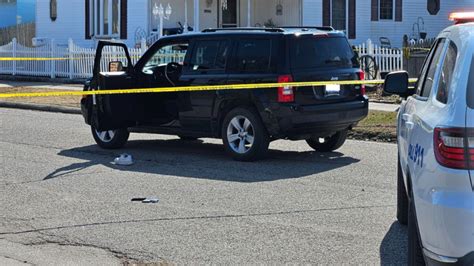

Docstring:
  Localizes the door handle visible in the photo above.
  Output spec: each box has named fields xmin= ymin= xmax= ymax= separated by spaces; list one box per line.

xmin=402 ymin=114 xmax=412 ymax=122
xmin=402 ymin=114 xmax=414 ymax=129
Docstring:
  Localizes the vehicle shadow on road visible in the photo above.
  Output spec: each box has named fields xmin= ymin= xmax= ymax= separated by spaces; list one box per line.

xmin=45 ymin=138 xmax=360 ymax=182
xmin=379 ymin=221 xmax=408 ymax=265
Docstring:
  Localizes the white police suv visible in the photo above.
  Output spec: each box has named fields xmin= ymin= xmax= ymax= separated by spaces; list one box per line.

xmin=383 ymin=13 xmax=474 ymax=266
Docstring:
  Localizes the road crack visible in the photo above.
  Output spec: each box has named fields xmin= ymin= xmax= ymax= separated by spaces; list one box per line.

xmin=0 ymin=204 xmax=394 ymax=236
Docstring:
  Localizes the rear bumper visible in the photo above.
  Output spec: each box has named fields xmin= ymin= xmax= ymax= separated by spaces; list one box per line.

xmin=424 ymin=249 xmax=474 ymax=266
xmin=261 ymin=98 xmax=369 ymax=139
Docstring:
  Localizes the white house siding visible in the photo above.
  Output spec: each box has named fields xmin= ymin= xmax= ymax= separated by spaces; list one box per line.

xmin=303 ymin=0 xmax=322 ymax=26
xmin=367 ymin=0 xmax=473 ymax=48
xmin=126 ymin=0 xmax=148 ymax=47
xmin=36 ymin=0 xmax=148 ymax=48
xmin=36 ymin=0 xmax=85 ymax=46
xmin=302 ymin=0 xmax=473 ymax=47
xmin=252 ymin=0 xmax=302 ymax=27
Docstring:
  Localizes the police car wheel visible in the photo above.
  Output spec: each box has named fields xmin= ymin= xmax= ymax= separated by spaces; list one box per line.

xmin=222 ymin=107 xmax=270 ymax=162
xmin=397 ymin=157 xmax=409 ymax=225
xmin=306 ymin=130 xmax=348 ymax=152
xmin=91 ymin=127 xmax=129 ymax=149
xmin=408 ymin=197 xmax=425 ymax=265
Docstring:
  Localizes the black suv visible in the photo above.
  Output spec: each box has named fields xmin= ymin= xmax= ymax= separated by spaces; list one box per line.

xmin=81 ymin=27 xmax=368 ymax=161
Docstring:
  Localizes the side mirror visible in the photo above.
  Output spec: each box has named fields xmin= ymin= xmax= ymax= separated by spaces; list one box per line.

xmin=108 ymin=61 xmax=124 ymax=72
xmin=384 ymin=71 xmax=412 ymax=97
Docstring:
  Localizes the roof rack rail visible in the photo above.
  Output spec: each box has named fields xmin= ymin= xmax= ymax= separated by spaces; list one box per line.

xmin=202 ymin=27 xmax=285 ymax=33
xmin=280 ymin=26 xmax=335 ymax=31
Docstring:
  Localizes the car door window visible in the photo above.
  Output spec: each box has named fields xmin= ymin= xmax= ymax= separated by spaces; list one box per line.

xmin=143 ymin=43 xmax=189 ymax=69
xmin=234 ymin=39 xmax=273 ymax=72
xmin=436 ymin=41 xmax=458 ymax=104
xmin=188 ymin=40 xmax=229 ymax=72
xmin=416 ymin=39 xmax=446 ymax=98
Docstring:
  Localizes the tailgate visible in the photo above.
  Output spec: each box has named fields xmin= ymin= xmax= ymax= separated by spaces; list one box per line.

xmin=292 ymin=68 xmax=362 ymax=105
xmin=289 ymin=35 xmax=362 ymax=105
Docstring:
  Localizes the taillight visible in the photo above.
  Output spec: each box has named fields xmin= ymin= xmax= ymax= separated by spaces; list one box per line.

xmin=278 ymin=75 xmax=294 ymax=103
xmin=357 ymin=70 xmax=366 ymax=96
xmin=434 ymin=127 xmax=474 ymax=169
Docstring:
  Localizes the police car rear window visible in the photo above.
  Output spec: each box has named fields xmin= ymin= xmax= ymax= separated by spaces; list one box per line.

xmin=290 ymin=36 xmax=356 ymax=69
xmin=468 ymin=55 xmax=474 ymax=109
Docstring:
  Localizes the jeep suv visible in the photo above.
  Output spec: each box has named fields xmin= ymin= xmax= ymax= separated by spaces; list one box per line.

xmin=81 ymin=27 xmax=369 ymax=161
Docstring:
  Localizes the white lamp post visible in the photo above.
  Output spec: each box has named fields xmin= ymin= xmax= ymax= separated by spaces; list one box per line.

xmin=154 ymin=3 xmax=172 ymax=38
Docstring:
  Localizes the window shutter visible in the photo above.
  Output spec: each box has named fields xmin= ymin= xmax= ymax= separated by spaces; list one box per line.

xmin=120 ymin=0 xmax=128 ymax=39
xmin=371 ymin=0 xmax=378 ymax=21
xmin=348 ymin=0 xmax=356 ymax=39
xmin=395 ymin=0 xmax=402 ymax=21
xmin=85 ymin=0 xmax=91 ymax=39
xmin=322 ymin=0 xmax=330 ymax=26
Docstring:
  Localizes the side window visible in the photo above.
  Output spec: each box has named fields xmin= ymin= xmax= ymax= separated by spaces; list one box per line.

xmin=188 ymin=40 xmax=229 ymax=71
xmin=235 ymin=39 xmax=272 ymax=72
xmin=143 ymin=43 xmax=189 ymax=69
xmin=416 ymin=39 xmax=446 ymax=98
xmin=436 ymin=42 xmax=457 ymax=104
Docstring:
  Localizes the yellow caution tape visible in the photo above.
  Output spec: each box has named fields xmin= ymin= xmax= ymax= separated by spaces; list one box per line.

xmin=0 ymin=78 xmax=418 ymax=98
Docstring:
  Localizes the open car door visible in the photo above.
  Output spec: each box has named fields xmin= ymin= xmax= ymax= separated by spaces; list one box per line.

xmin=90 ymin=41 xmax=140 ymax=131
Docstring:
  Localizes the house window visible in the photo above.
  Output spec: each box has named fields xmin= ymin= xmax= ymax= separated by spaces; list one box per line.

xmin=379 ymin=0 xmax=393 ymax=20
xmin=331 ymin=0 xmax=346 ymax=31
xmin=90 ymin=0 xmax=121 ymax=37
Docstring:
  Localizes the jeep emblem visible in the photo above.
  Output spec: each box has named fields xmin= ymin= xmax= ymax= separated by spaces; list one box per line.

xmin=331 ymin=77 xmax=339 ymax=81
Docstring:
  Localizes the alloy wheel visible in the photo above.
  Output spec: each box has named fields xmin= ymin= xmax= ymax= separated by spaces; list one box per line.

xmin=226 ymin=115 xmax=255 ymax=154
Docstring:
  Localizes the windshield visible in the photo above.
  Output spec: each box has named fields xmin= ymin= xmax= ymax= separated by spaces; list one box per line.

xmin=290 ymin=36 xmax=357 ymax=69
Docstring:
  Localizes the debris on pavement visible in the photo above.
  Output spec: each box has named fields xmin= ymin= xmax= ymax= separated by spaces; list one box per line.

xmin=113 ymin=153 xmax=134 ymax=166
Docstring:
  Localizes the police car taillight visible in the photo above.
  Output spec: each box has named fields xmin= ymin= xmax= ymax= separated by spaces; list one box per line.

xmin=434 ymin=127 xmax=474 ymax=169
xmin=278 ymin=75 xmax=294 ymax=103
xmin=449 ymin=12 xmax=474 ymax=24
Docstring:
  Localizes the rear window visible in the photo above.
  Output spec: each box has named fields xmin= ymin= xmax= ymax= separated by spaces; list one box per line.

xmin=468 ymin=56 xmax=474 ymax=109
xmin=290 ymin=37 xmax=356 ymax=69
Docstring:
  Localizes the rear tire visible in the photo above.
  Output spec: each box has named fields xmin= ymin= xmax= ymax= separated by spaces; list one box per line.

xmin=222 ymin=107 xmax=269 ymax=161
xmin=91 ymin=127 xmax=129 ymax=149
xmin=408 ymin=197 xmax=425 ymax=266
xmin=397 ymin=157 xmax=409 ymax=225
xmin=306 ymin=130 xmax=348 ymax=152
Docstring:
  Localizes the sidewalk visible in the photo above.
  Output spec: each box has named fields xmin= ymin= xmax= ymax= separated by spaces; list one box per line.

xmin=0 ymin=80 xmax=82 ymax=91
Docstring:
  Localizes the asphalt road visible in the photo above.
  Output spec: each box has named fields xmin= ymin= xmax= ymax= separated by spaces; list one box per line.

xmin=0 ymin=108 xmax=407 ymax=265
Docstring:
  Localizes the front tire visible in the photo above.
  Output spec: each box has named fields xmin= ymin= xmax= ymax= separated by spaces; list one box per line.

xmin=222 ymin=107 xmax=269 ymax=161
xmin=91 ymin=127 xmax=129 ymax=149
xmin=306 ymin=130 xmax=348 ymax=152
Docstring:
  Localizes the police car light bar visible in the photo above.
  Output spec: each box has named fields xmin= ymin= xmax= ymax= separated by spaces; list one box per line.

xmin=449 ymin=12 xmax=474 ymax=24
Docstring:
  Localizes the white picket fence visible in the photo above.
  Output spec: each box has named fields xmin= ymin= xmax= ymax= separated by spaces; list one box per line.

xmin=0 ymin=38 xmax=185 ymax=79
xmin=0 ymin=38 xmax=404 ymax=80
xmin=354 ymin=39 xmax=404 ymax=74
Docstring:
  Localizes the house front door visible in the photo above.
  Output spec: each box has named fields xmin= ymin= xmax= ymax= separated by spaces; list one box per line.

xmin=219 ymin=0 xmax=239 ymax=28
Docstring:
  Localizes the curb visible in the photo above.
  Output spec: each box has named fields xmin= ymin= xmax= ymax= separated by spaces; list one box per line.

xmin=0 ymin=101 xmax=81 ymax=115
xmin=0 ymin=75 xmax=86 ymax=84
